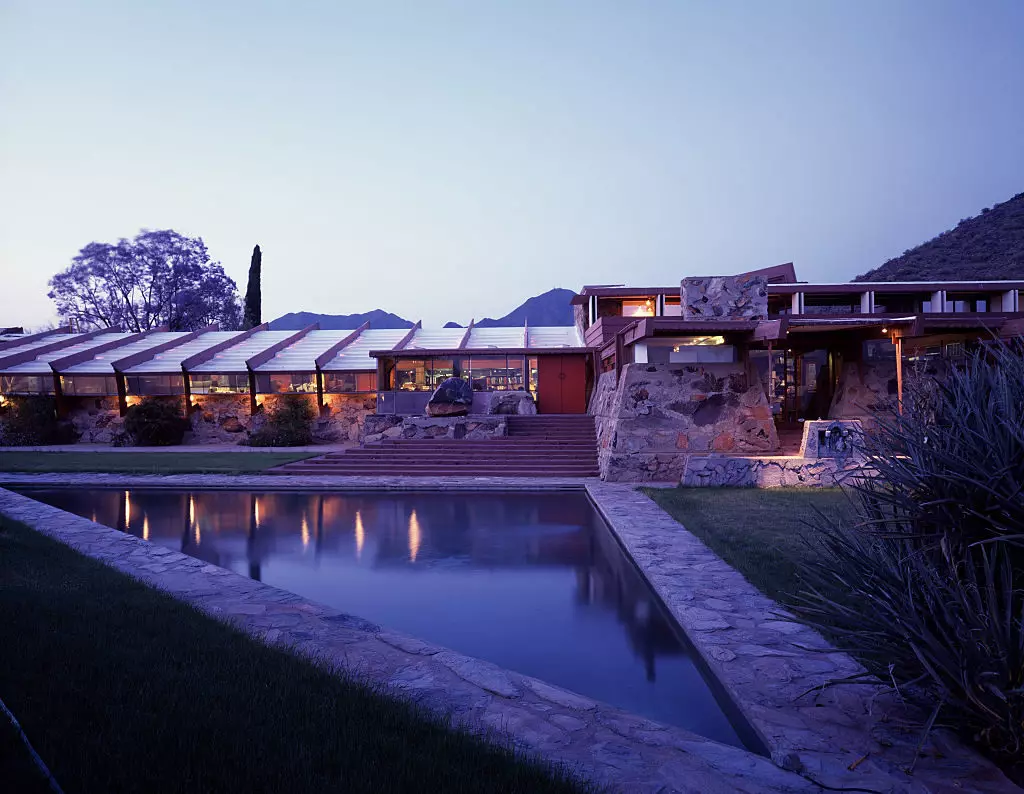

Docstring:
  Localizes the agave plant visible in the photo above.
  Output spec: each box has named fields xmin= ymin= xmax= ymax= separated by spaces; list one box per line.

xmin=794 ymin=339 xmax=1024 ymax=769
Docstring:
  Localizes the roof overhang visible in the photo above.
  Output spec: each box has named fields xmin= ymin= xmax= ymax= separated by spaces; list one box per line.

xmin=622 ymin=318 xmax=758 ymax=346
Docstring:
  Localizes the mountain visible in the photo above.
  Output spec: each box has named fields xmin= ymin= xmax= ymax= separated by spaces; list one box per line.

xmin=857 ymin=191 xmax=1024 ymax=282
xmin=270 ymin=309 xmax=413 ymax=331
xmin=470 ymin=288 xmax=576 ymax=327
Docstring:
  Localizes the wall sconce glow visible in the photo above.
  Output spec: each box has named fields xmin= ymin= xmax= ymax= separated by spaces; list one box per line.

xmin=408 ymin=509 xmax=421 ymax=563
xmin=881 ymin=327 xmax=888 ymax=334
xmin=354 ymin=511 xmax=365 ymax=559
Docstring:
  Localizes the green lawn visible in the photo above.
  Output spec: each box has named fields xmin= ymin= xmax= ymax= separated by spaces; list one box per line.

xmin=641 ymin=487 xmax=856 ymax=607
xmin=0 ymin=450 xmax=315 ymax=474
xmin=0 ymin=518 xmax=589 ymax=794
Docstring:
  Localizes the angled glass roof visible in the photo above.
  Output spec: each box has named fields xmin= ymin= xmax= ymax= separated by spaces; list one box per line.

xmin=526 ymin=326 xmax=584 ymax=349
xmin=122 ymin=331 xmax=243 ymax=374
xmin=0 ymin=333 xmax=78 ymax=358
xmin=62 ymin=332 xmax=188 ymax=374
xmin=320 ymin=328 xmax=409 ymax=371
xmin=403 ymin=327 xmax=465 ymax=350
xmin=253 ymin=330 xmax=352 ymax=373
xmin=188 ymin=330 xmax=294 ymax=373
xmin=2 ymin=333 xmax=135 ymax=374
xmin=466 ymin=326 xmax=526 ymax=349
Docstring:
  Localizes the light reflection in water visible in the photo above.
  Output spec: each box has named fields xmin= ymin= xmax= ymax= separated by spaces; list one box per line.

xmin=300 ymin=513 xmax=310 ymax=549
xmin=408 ymin=509 xmax=421 ymax=562
xmin=124 ymin=491 xmax=131 ymax=530
xmin=354 ymin=510 xmax=364 ymax=559
xmin=142 ymin=513 xmax=150 ymax=541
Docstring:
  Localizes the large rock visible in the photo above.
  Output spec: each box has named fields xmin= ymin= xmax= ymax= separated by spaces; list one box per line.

xmin=425 ymin=377 xmax=473 ymax=417
xmin=487 ymin=390 xmax=537 ymax=415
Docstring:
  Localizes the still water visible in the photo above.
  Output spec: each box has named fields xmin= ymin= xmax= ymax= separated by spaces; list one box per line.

xmin=20 ymin=487 xmax=751 ymax=748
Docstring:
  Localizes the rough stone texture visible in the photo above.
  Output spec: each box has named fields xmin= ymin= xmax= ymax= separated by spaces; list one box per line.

xmin=486 ymin=390 xmax=537 ymax=415
xmin=591 ymin=363 xmax=779 ymax=481
xmin=0 ymin=484 xmax=821 ymax=794
xmin=425 ymin=377 xmax=473 ymax=417
xmin=188 ymin=394 xmax=257 ymax=444
xmin=679 ymin=455 xmax=865 ymax=487
xmin=585 ymin=482 xmax=1016 ymax=793
xmin=572 ymin=302 xmax=587 ymax=339
xmin=829 ymin=360 xmax=898 ymax=421
xmin=66 ymin=396 xmax=127 ymax=444
xmin=681 ymin=275 xmax=768 ymax=321
xmin=362 ymin=414 xmax=507 ymax=443
xmin=313 ymin=394 xmax=374 ymax=444
xmin=797 ymin=419 xmax=864 ymax=458
xmin=0 ymin=476 xmax=1014 ymax=793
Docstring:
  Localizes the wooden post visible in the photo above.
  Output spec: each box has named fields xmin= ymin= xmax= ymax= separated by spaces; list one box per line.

xmin=895 ymin=335 xmax=904 ymax=415
xmin=116 ymin=372 xmax=129 ymax=416
xmin=248 ymin=369 xmax=258 ymax=416
xmin=182 ymin=368 xmax=193 ymax=418
xmin=315 ymin=369 xmax=325 ymax=413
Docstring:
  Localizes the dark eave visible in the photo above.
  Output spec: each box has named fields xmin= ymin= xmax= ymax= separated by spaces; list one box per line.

xmin=368 ymin=346 xmax=591 ymax=358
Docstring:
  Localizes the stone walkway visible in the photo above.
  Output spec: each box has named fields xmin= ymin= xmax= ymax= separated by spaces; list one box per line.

xmin=0 ymin=475 xmax=1017 ymax=793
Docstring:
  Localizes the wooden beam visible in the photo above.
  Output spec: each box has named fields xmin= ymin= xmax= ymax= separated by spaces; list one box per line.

xmin=180 ymin=323 xmax=267 ymax=371
xmin=112 ymin=324 xmax=218 ymax=373
xmin=895 ymin=336 xmax=904 ymax=415
xmin=0 ymin=327 xmax=110 ymax=370
xmin=457 ymin=319 xmax=475 ymax=350
xmin=49 ymin=327 xmax=166 ymax=373
xmin=392 ymin=321 xmax=422 ymax=352
xmin=246 ymin=323 xmax=319 ymax=371
xmin=314 ymin=321 xmax=370 ymax=370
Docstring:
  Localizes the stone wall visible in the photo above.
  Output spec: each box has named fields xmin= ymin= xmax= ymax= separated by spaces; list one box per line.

xmin=681 ymin=275 xmax=768 ymax=321
xmin=318 ymin=394 xmax=376 ymax=443
xmin=828 ymin=360 xmax=897 ymax=421
xmin=188 ymin=394 xmax=255 ymax=443
xmin=362 ymin=414 xmax=507 ymax=443
xmin=681 ymin=455 xmax=866 ymax=487
xmin=67 ymin=396 xmax=126 ymax=444
xmin=591 ymin=362 xmax=778 ymax=481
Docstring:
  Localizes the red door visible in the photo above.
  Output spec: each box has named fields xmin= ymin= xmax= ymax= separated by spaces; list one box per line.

xmin=536 ymin=355 xmax=587 ymax=414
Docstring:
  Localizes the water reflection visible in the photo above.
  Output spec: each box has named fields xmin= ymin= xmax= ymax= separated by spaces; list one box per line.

xmin=20 ymin=487 xmax=748 ymax=748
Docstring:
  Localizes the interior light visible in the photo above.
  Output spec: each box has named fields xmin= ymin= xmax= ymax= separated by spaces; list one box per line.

xmin=881 ymin=327 xmax=888 ymax=334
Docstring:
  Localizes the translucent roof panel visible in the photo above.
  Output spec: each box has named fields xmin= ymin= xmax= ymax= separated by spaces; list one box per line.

xmin=466 ymin=326 xmax=526 ymax=349
xmin=403 ymin=327 xmax=465 ymax=350
xmin=2 ymin=333 xmax=136 ymax=374
xmin=123 ymin=331 xmax=243 ymax=374
xmin=254 ymin=330 xmax=353 ymax=373
xmin=61 ymin=332 xmax=189 ymax=374
xmin=527 ymin=326 xmax=584 ymax=349
xmin=188 ymin=330 xmax=295 ymax=373
xmin=320 ymin=328 xmax=409 ymax=371
xmin=0 ymin=333 xmax=78 ymax=358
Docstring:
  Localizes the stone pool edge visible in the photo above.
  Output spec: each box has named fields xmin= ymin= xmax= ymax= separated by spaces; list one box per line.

xmin=0 ymin=484 xmax=821 ymax=794
xmin=584 ymin=482 xmax=1016 ymax=793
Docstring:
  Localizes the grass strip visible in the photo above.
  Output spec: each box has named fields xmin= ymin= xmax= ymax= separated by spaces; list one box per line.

xmin=0 ymin=451 xmax=315 ymax=474
xmin=0 ymin=516 xmax=588 ymax=794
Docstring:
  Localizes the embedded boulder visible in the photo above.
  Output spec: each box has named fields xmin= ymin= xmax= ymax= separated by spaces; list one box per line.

xmin=425 ymin=377 xmax=473 ymax=417
xmin=487 ymin=390 xmax=537 ymax=415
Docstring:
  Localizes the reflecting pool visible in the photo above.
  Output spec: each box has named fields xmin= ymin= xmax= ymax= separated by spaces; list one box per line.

xmin=19 ymin=487 xmax=754 ymax=748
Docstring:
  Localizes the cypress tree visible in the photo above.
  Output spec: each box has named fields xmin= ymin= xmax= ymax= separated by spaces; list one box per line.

xmin=242 ymin=244 xmax=262 ymax=329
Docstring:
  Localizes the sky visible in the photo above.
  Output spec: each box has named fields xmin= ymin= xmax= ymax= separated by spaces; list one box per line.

xmin=2 ymin=1 xmax=1023 ymax=329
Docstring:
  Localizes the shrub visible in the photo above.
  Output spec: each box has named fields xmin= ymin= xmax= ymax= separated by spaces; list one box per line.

xmin=247 ymin=398 xmax=314 ymax=447
xmin=0 ymin=396 xmax=78 ymax=445
xmin=794 ymin=340 xmax=1024 ymax=770
xmin=124 ymin=400 xmax=188 ymax=446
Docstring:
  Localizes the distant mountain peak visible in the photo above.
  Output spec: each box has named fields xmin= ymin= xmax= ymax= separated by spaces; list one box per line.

xmin=857 ymin=191 xmax=1024 ymax=282
xmin=269 ymin=308 xmax=413 ymax=331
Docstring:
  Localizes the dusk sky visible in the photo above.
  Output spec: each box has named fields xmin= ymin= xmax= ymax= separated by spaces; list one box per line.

xmin=2 ymin=1 xmax=1023 ymax=329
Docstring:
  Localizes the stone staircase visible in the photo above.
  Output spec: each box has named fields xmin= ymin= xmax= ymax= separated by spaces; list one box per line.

xmin=269 ymin=415 xmax=599 ymax=477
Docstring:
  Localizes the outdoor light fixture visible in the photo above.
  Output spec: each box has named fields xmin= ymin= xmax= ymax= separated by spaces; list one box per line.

xmin=881 ymin=327 xmax=888 ymax=334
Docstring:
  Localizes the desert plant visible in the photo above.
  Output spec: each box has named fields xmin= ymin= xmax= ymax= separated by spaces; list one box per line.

xmin=124 ymin=399 xmax=188 ymax=446
xmin=0 ymin=396 xmax=78 ymax=445
xmin=246 ymin=398 xmax=314 ymax=447
xmin=794 ymin=340 xmax=1024 ymax=770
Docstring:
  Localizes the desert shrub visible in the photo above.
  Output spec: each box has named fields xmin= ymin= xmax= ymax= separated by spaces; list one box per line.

xmin=247 ymin=398 xmax=314 ymax=447
xmin=795 ymin=340 xmax=1024 ymax=769
xmin=124 ymin=400 xmax=188 ymax=446
xmin=0 ymin=396 xmax=78 ymax=445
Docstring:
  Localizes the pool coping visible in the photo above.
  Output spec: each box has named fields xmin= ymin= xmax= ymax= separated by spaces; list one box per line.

xmin=0 ymin=482 xmax=822 ymax=794
xmin=0 ymin=474 xmax=1017 ymax=792
xmin=585 ymin=482 xmax=1016 ymax=793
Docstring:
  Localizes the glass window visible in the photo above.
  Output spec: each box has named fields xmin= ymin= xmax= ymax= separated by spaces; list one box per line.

xmin=469 ymin=356 xmax=509 ymax=391
xmin=323 ymin=372 xmax=377 ymax=393
xmin=261 ymin=372 xmax=317 ymax=394
xmin=60 ymin=375 xmax=118 ymax=396
xmin=623 ymin=299 xmax=655 ymax=317
xmin=126 ymin=375 xmax=185 ymax=395
xmin=429 ymin=359 xmax=455 ymax=388
xmin=188 ymin=373 xmax=249 ymax=394
xmin=0 ymin=374 xmax=53 ymax=394
xmin=528 ymin=357 xmax=538 ymax=392
xmin=863 ymin=340 xmax=897 ymax=361
xmin=506 ymin=356 xmax=525 ymax=391
xmin=395 ymin=359 xmax=429 ymax=391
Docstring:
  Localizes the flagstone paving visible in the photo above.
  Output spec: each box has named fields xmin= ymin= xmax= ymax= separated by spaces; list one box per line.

xmin=0 ymin=474 xmax=1017 ymax=793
